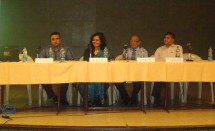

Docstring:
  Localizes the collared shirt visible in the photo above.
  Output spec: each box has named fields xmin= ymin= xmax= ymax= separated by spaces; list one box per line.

xmin=39 ymin=45 xmax=75 ymax=60
xmin=154 ymin=44 xmax=183 ymax=61
xmin=123 ymin=47 xmax=148 ymax=60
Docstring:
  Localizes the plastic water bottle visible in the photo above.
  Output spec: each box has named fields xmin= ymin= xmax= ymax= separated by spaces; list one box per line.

xmin=139 ymin=47 xmax=144 ymax=58
xmin=175 ymin=46 xmax=180 ymax=58
xmin=48 ymin=47 xmax=53 ymax=58
xmin=22 ymin=47 xmax=28 ymax=62
xmin=103 ymin=47 xmax=108 ymax=58
xmin=60 ymin=48 xmax=65 ymax=62
xmin=208 ymin=47 xmax=213 ymax=61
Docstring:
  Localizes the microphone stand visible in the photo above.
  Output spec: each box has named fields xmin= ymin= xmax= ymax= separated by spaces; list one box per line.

xmin=123 ymin=44 xmax=128 ymax=61
xmin=125 ymin=49 xmax=128 ymax=60
xmin=187 ymin=53 xmax=193 ymax=61
xmin=186 ymin=43 xmax=193 ymax=62
xmin=36 ymin=46 xmax=41 ymax=58
xmin=88 ymin=44 xmax=92 ymax=61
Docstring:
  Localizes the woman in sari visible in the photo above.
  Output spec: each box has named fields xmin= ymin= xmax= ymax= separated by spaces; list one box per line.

xmin=77 ymin=32 xmax=113 ymax=106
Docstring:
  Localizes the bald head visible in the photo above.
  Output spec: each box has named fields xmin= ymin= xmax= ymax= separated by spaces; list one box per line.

xmin=130 ymin=35 xmax=141 ymax=49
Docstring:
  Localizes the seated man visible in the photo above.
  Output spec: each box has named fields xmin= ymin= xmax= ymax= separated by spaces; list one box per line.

xmin=152 ymin=32 xmax=183 ymax=107
xmin=39 ymin=32 xmax=75 ymax=105
xmin=115 ymin=35 xmax=148 ymax=105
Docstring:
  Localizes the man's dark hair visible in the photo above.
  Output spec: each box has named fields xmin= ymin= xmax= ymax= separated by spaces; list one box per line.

xmin=164 ymin=32 xmax=175 ymax=39
xmin=50 ymin=32 xmax=61 ymax=38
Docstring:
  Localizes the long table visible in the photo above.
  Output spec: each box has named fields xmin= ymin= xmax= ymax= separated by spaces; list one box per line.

xmin=0 ymin=60 xmax=215 ymax=113
xmin=1 ymin=60 xmax=215 ymax=85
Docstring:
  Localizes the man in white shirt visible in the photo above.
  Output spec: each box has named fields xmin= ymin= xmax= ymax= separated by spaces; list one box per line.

xmin=152 ymin=32 xmax=183 ymax=107
xmin=115 ymin=35 xmax=148 ymax=106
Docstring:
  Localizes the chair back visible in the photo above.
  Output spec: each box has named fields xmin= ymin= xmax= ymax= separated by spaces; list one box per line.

xmin=150 ymin=54 xmax=202 ymax=61
xmin=150 ymin=55 xmax=155 ymax=58
xmin=79 ymin=56 xmax=84 ymax=61
xmin=115 ymin=54 xmax=123 ymax=60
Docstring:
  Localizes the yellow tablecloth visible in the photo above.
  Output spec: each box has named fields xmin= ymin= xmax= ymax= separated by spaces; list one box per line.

xmin=0 ymin=60 xmax=215 ymax=84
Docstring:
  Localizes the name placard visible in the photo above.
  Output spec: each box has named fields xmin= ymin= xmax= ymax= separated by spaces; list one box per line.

xmin=35 ymin=58 xmax=54 ymax=63
xmin=166 ymin=57 xmax=183 ymax=63
xmin=137 ymin=58 xmax=155 ymax=62
xmin=89 ymin=58 xmax=108 ymax=63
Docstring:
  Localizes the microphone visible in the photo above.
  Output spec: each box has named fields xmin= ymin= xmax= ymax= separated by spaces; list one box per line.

xmin=187 ymin=43 xmax=192 ymax=51
xmin=37 ymin=46 xmax=41 ymax=53
xmin=123 ymin=44 xmax=128 ymax=50
xmin=186 ymin=43 xmax=193 ymax=62
xmin=123 ymin=44 xmax=128 ymax=60
xmin=36 ymin=46 xmax=41 ymax=58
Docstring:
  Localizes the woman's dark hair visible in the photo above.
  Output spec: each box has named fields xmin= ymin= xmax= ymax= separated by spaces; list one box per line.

xmin=89 ymin=32 xmax=107 ymax=50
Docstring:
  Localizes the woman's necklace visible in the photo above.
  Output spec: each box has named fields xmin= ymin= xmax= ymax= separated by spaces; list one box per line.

xmin=94 ymin=49 xmax=100 ymax=55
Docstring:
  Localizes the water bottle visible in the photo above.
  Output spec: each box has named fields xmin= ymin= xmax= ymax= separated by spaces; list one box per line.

xmin=175 ymin=46 xmax=180 ymax=58
xmin=208 ymin=47 xmax=213 ymax=61
xmin=139 ymin=47 xmax=144 ymax=58
xmin=22 ymin=47 xmax=28 ymax=62
xmin=103 ymin=47 xmax=108 ymax=58
xmin=60 ymin=47 xmax=65 ymax=62
xmin=48 ymin=47 xmax=53 ymax=58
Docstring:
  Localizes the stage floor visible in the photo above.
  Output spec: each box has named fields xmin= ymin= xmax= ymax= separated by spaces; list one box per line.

xmin=1 ymin=82 xmax=215 ymax=130
xmin=0 ymin=108 xmax=215 ymax=130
